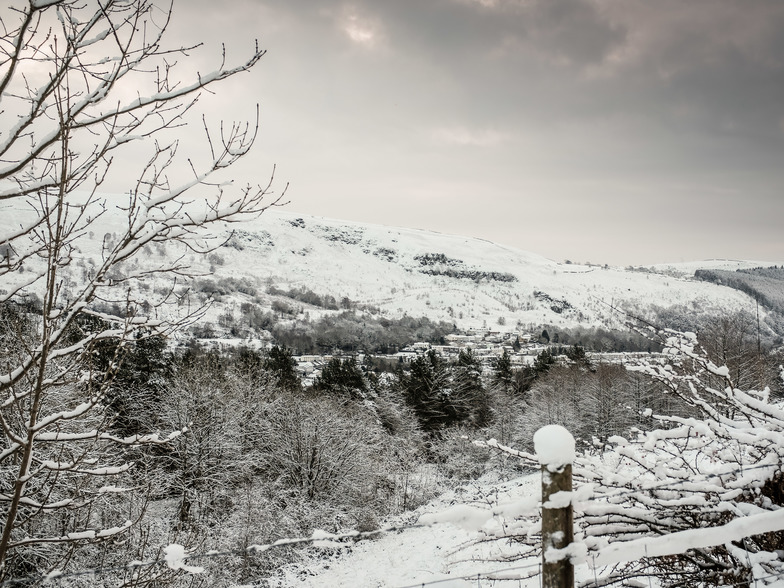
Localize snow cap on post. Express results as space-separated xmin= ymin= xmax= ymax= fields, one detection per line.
xmin=534 ymin=425 xmax=575 ymax=472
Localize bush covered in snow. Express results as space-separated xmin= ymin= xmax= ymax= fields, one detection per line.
xmin=480 ymin=326 xmax=784 ymax=587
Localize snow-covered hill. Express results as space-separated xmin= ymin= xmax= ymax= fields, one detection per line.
xmin=163 ymin=209 xmax=776 ymax=332
xmin=1 ymin=204 xmax=778 ymax=336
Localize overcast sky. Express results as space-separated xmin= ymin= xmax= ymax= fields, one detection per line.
xmin=162 ymin=0 xmax=784 ymax=266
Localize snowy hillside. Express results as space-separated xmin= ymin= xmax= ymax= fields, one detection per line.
xmin=1 ymin=204 xmax=778 ymax=336
xmin=139 ymin=208 xmax=777 ymax=331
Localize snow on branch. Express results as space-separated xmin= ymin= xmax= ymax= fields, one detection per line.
xmin=9 ymin=520 xmax=133 ymax=549
xmin=476 ymin=326 xmax=784 ymax=586
xmin=0 ymin=0 xmax=279 ymax=574
xmin=593 ymin=508 xmax=784 ymax=566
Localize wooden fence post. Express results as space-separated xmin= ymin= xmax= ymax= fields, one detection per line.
xmin=534 ymin=425 xmax=575 ymax=588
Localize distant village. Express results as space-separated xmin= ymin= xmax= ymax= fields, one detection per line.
xmin=291 ymin=329 xmax=651 ymax=386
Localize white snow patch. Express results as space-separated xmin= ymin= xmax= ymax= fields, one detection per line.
xmin=534 ymin=425 xmax=575 ymax=471
xmin=163 ymin=544 xmax=204 ymax=574
xmin=270 ymin=473 xmax=551 ymax=587
xmin=418 ymin=504 xmax=493 ymax=532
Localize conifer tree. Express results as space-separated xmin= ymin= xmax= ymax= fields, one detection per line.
xmin=265 ymin=345 xmax=301 ymax=391
xmin=403 ymin=350 xmax=452 ymax=432
xmin=493 ymin=349 xmax=514 ymax=390
xmin=315 ymin=357 xmax=368 ymax=399
xmin=453 ymin=349 xmax=491 ymax=427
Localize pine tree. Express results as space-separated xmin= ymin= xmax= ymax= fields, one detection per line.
xmin=265 ymin=345 xmax=301 ymax=391
xmin=315 ymin=357 xmax=368 ymax=399
xmin=565 ymin=344 xmax=590 ymax=367
xmin=533 ymin=348 xmax=557 ymax=373
xmin=493 ymin=349 xmax=514 ymax=390
xmin=403 ymin=350 xmax=452 ymax=432
xmin=403 ymin=349 xmax=492 ymax=432
xmin=453 ymin=349 xmax=492 ymax=427
xmin=103 ymin=333 xmax=171 ymax=437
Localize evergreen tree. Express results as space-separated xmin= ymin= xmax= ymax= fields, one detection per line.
xmin=512 ymin=366 xmax=536 ymax=396
xmin=315 ymin=356 xmax=368 ymax=399
xmin=402 ymin=350 xmax=452 ymax=432
xmin=565 ymin=344 xmax=590 ymax=367
xmin=360 ymin=353 xmax=385 ymax=393
xmin=234 ymin=346 xmax=267 ymax=384
xmin=264 ymin=345 xmax=301 ymax=391
xmin=493 ymin=349 xmax=514 ymax=390
xmin=533 ymin=347 xmax=557 ymax=373
xmin=509 ymin=348 xmax=558 ymax=397
xmin=403 ymin=349 xmax=492 ymax=432
xmin=452 ymin=349 xmax=492 ymax=427
xmin=84 ymin=329 xmax=172 ymax=437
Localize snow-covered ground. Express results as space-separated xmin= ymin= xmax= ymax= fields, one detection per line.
xmin=266 ymin=469 xmax=601 ymax=588
xmin=267 ymin=472 xmax=541 ymax=588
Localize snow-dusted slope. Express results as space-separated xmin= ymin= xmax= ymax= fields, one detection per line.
xmin=1 ymin=205 xmax=777 ymax=333
xmin=178 ymin=209 xmax=773 ymax=332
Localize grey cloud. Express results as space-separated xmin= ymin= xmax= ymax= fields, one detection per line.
xmin=156 ymin=0 xmax=784 ymax=265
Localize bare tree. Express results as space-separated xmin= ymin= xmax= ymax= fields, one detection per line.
xmin=0 ymin=0 xmax=282 ymax=577
xmin=699 ymin=311 xmax=769 ymax=392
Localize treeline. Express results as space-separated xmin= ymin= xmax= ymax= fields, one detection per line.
xmin=420 ymin=268 xmax=518 ymax=282
xmin=211 ymin=306 xmax=455 ymax=354
xmin=537 ymin=324 xmax=660 ymax=352
xmin=695 ymin=266 xmax=784 ymax=314
xmin=192 ymin=276 xmax=258 ymax=299
xmin=273 ymin=312 xmax=455 ymax=354
xmin=414 ymin=252 xmax=518 ymax=282
xmin=266 ymin=284 xmax=350 ymax=310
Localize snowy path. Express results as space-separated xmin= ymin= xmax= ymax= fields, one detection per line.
xmin=268 ymin=472 xmax=552 ymax=588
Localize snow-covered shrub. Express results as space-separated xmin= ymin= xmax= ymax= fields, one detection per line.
xmin=428 ymin=427 xmax=493 ymax=481
xmin=372 ymin=390 xmax=420 ymax=437
xmin=161 ymin=356 xmax=271 ymax=527
xmin=483 ymin=327 xmax=784 ymax=587
xmin=578 ymin=329 xmax=784 ymax=585
xmin=257 ymin=394 xmax=385 ymax=502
